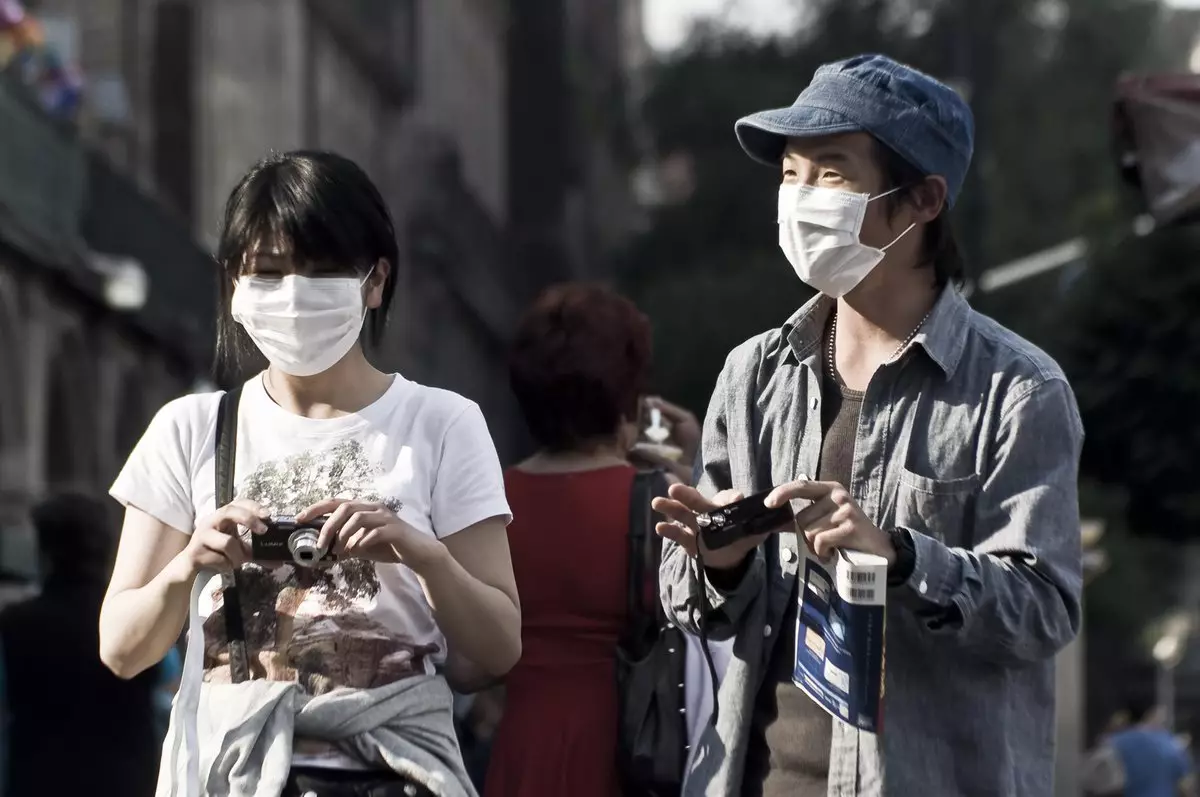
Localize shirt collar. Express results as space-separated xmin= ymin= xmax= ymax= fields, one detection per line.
xmin=782 ymin=285 xmax=970 ymax=379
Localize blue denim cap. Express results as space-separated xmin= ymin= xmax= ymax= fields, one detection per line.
xmin=734 ymin=54 xmax=975 ymax=206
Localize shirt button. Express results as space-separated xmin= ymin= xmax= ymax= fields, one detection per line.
xmin=918 ymin=579 xmax=929 ymax=595
xmin=782 ymin=548 xmax=796 ymax=564
xmin=764 ymin=624 xmax=773 ymax=637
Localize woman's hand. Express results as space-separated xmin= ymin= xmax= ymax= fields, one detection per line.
xmin=646 ymin=396 xmax=701 ymax=465
xmin=176 ymin=499 xmax=267 ymax=578
xmin=629 ymin=396 xmax=702 ymax=483
xmin=627 ymin=447 xmax=693 ymax=484
xmin=296 ymin=499 xmax=448 ymax=573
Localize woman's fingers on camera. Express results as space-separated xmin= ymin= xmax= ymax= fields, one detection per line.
xmin=318 ymin=501 xmax=386 ymax=552
xmin=296 ymin=498 xmax=344 ymax=524
xmin=344 ymin=527 xmax=383 ymax=557
xmin=202 ymin=503 xmax=266 ymax=536
xmin=315 ymin=501 xmax=356 ymax=549
xmin=192 ymin=526 xmax=248 ymax=569
xmin=331 ymin=508 xmax=380 ymax=554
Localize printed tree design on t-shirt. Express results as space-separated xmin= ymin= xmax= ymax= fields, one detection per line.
xmin=202 ymin=439 xmax=438 ymax=693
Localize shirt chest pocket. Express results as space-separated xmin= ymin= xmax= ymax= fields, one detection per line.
xmin=893 ymin=467 xmax=980 ymax=547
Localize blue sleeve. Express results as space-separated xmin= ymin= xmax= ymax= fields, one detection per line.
xmin=1174 ymin=738 xmax=1193 ymax=780
xmin=159 ymin=645 xmax=183 ymax=686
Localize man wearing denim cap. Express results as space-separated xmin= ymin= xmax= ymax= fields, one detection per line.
xmin=654 ymin=54 xmax=1083 ymax=796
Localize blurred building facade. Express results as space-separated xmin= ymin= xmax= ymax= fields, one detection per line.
xmin=508 ymin=0 xmax=649 ymax=288
xmin=0 ymin=59 xmax=210 ymax=582
xmin=0 ymin=0 xmax=648 ymax=577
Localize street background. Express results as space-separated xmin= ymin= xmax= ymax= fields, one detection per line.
xmin=2 ymin=0 xmax=1200 ymax=793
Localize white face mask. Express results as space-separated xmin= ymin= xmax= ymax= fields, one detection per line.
xmin=231 ymin=270 xmax=372 ymax=377
xmin=777 ymin=183 xmax=915 ymax=298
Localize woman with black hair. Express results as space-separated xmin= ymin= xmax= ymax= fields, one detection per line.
xmin=99 ymin=151 xmax=520 ymax=797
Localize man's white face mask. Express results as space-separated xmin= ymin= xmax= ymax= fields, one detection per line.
xmin=231 ymin=268 xmax=373 ymax=377
xmin=777 ymin=184 xmax=915 ymax=298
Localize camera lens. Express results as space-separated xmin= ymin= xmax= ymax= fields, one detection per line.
xmin=287 ymin=529 xmax=324 ymax=566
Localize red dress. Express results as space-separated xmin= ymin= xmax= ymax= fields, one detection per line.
xmin=484 ymin=465 xmax=635 ymax=797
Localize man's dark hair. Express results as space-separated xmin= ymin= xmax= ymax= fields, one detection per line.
xmin=32 ymin=492 xmax=117 ymax=579
xmin=873 ymin=140 xmax=965 ymax=290
xmin=1124 ymin=691 xmax=1158 ymax=726
xmin=214 ymin=150 xmax=400 ymax=383
xmin=509 ymin=283 xmax=652 ymax=452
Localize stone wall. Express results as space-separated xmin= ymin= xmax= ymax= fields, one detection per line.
xmin=0 ymin=254 xmax=190 ymax=578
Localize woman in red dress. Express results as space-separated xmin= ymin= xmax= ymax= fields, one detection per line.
xmin=482 ymin=284 xmax=696 ymax=797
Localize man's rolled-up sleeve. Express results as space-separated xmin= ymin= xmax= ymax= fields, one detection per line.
xmin=897 ymin=376 xmax=1084 ymax=665
xmin=660 ymin=354 xmax=764 ymax=640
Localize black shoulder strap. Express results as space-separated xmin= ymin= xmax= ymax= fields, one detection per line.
xmin=626 ymin=469 xmax=669 ymax=622
xmin=214 ymin=386 xmax=242 ymax=508
xmin=214 ymin=386 xmax=249 ymax=683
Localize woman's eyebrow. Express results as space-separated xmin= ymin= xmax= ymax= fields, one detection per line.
xmin=249 ymin=251 xmax=289 ymax=267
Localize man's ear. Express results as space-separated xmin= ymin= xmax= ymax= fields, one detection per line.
xmin=910 ymin=176 xmax=949 ymax=223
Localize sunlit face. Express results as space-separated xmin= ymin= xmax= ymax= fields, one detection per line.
xmin=781 ymin=132 xmax=902 ymax=251
xmin=780 ymin=133 xmax=949 ymax=276
xmin=237 ymin=242 xmax=390 ymax=312
xmin=242 ymin=251 xmax=338 ymax=278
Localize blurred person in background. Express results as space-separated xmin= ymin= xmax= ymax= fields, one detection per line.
xmin=0 ymin=493 xmax=160 ymax=796
xmin=1100 ymin=695 xmax=1196 ymax=797
xmin=482 ymin=283 xmax=691 ymax=797
xmin=628 ymin=395 xmax=703 ymax=484
xmin=99 ymin=151 xmax=519 ymax=797
xmin=652 ymin=54 xmax=1084 ymax=796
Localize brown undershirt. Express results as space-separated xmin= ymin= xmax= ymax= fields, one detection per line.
xmin=742 ymin=325 xmax=863 ymax=797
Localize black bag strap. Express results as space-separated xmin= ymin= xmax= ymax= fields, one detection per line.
xmin=214 ymin=386 xmax=250 ymax=683
xmin=626 ymin=469 xmax=668 ymax=623
xmin=214 ymin=387 xmax=241 ymax=507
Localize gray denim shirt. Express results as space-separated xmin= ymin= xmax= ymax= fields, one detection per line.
xmin=663 ymin=286 xmax=1084 ymax=797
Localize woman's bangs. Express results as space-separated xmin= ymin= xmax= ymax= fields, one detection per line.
xmin=218 ymin=166 xmax=366 ymax=275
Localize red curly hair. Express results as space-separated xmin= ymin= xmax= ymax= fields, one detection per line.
xmin=509 ymin=283 xmax=652 ymax=452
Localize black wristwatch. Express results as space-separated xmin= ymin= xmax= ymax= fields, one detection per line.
xmin=886 ymin=527 xmax=916 ymax=586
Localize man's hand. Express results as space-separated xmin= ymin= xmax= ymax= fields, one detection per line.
xmin=765 ymin=480 xmax=895 ymax=565
xmin=652 ymin=484 xmax=770 ymax=570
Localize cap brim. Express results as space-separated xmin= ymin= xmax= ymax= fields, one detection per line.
xmin=734 ymin=106 xmax=864 ymax=166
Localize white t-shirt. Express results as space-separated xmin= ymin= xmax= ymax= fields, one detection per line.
xmin=110 ymin=372 xmax=511 ymax=767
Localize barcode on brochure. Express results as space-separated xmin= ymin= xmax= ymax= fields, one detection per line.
xmin=850 ymin=571 xmax=876 ymax=584
xmin=848 ymin=586 xmax=876 ymax=601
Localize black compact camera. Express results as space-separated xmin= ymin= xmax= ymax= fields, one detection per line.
xmin=251 ymin=515 xmax=335 ymax=566
xmin=696 ymin=489 xmax=794 ymax=550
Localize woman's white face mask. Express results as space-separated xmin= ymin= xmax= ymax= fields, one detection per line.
xmin=231 ymin=269 xmax=373 ymax=377
xmin=777 ymin=183 xmax=915 ymax=298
